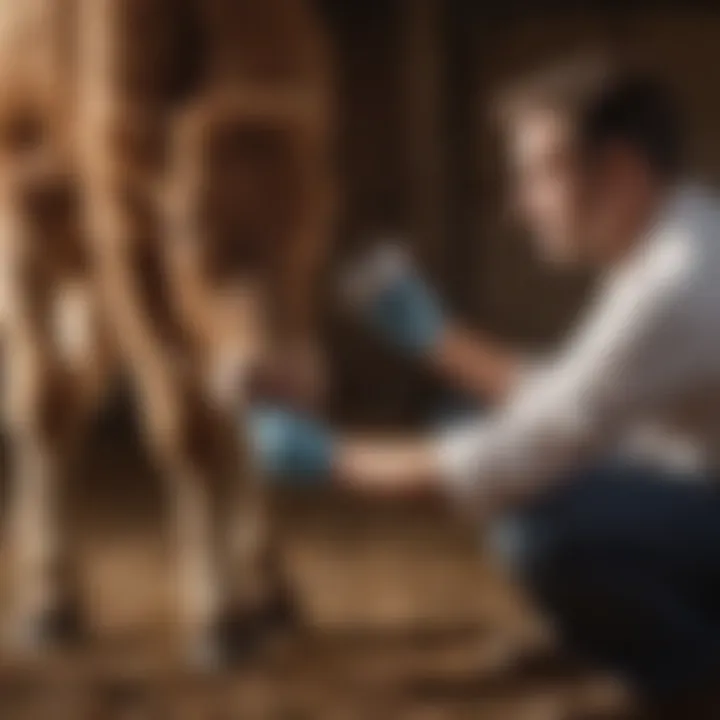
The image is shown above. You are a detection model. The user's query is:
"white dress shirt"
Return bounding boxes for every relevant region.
[438,184,720,511]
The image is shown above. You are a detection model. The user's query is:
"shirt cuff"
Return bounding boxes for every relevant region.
[434,419,491,507]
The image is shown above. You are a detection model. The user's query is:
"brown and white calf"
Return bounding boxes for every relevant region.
[74,0,333,662]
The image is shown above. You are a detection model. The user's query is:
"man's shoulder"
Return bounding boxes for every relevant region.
[666,183,720,240]
[602,188,713,327]
[643,184,720,281]
[638,183,720,323]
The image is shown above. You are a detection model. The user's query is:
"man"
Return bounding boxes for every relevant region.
[251,59,720,713]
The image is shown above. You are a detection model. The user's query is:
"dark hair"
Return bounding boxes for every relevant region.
[495,57,684,179]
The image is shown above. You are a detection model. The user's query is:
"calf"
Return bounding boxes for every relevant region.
[75,0,333,663]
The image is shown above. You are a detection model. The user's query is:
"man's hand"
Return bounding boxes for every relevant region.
[343,244,445,354]
[248,405,335,484]
[248,404,444,498]
[343,244,519,402]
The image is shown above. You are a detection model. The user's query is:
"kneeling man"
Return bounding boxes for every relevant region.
[252,59,720,713]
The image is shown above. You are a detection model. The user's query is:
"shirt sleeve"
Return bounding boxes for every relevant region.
[436,230,697,511]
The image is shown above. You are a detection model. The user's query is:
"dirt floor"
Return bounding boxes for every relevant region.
[0,426,632,719]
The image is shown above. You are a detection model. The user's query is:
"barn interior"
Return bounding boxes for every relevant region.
[0,1,717,718]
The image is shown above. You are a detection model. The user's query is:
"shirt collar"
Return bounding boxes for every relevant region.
[604,181,702,282]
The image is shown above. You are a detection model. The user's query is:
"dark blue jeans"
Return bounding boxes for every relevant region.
[489,461,720,698]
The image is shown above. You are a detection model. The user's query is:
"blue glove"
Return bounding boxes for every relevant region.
[248,405,334,485]
[345,245,445,353]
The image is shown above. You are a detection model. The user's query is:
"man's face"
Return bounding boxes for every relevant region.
[506,109,656,266]
[506,109,586,264]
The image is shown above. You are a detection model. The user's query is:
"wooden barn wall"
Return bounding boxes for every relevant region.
[321,0,446,426]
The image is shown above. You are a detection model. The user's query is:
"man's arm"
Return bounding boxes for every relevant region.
[248,407,510,516]
[431,324,521,404]
[334,434,442,497]
[258,231,695,518]
[345,245,521,403]
[248,405,445,497]
[426,233,697,512]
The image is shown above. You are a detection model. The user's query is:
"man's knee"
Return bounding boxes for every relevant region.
[488,470,651,607]
[487,465,628,577]
[488,485,605,598]
[490,512,624,643]
[488,512,562,589]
